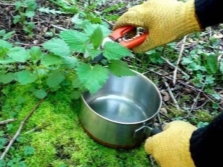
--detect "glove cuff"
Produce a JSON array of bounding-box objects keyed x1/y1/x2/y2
[
  {"x1": 176, "y1": 0, "x2": 201, "y2": 38},
  {"x1": 190, "y1": 112, "x2": 223, "y2": 167},
  {"x1": 195, "y1": 0, "x2": 223, "y2": 28}
]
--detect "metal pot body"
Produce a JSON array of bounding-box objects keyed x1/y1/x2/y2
[{"x1": 79, "y1": 70, "x2": 162, "y2": 148}]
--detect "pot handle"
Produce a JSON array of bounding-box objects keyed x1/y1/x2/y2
[{"x1": 134, "y1": 125, "x2": 162, "y2": 138}]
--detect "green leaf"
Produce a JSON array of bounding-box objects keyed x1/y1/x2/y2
[
  {"x1": 76, "y1": 63, "x2": 109, "y2": 93},
  {"x1": 16, "y1": 70, "x2": 38, "y2": 85},
  {"x1": 83, "y1": 23, "x2": 110, "y2": 37},
  {"x1": 103, "y1": 42, "x2": 131, "y2": 60},
  {"x1": 41, "y1": 54, "x2": 63, "y2": 66},
  {"x1": 85, "y1": 48, "x2": 101, "y2": 59},
  {"x1": 46, "y1": 71, "x2": 65, "y2": 88},
  {"x1": 3, "y1": 31, "x2": 15, "y2": 40},
  {"x1": 181, "y1": 57, "x2": 194, "y2": 65},
  {"x1": 32, "y1": 89, "x2": 47, "y2": 99},
  {"x1": 62, "y1": 56, "x2": 78, "y2": 68},
  {"x1": 90, "y1": 27, "x2": 103, "y2": 49},
  {"x1": 42, "y1": 38, "x2": 71, "y2": 57},
  {"x1": 8, "y1": 47, "x2": 30, "y2": 62},
  {"x1": 0, "y1": 40, "x2": 12, "y2": 57},
  {"x1": 72, "y1": 74, "x2": 82, "y2": 88},
  {"x1": 0, "y1": 73, "x2": 15, "y2": 84},
  {"x1": 205, "y1": 54, "x2": 218, "y2": 73},
  {"x1": 38, "y1": 7, "x2": 65, "y2": 14},
  {"x1": 29, "y1": 46, "x2": 43, "y2": 63},
  {"x1": 25, "y1": 11, "x2": 35, "y2": 18},
  {"x1": 108, "y1": 60, "x2": 135, "y2": 76},
  {"x1": 24, "y1": 146, "x2": 35, "y2": 156},
  {"x1": 13, "y1": 15, "x2": 21, "y2": 24},
  {"x1": 59, "y1": 30, "x2": 88, "y2": 53},
  {"x1": 0, "y1": 39, "x2": 12, "y2": 50},
  {"x1": 204, "y1": 75, "x2": 215, "y2": 85}
]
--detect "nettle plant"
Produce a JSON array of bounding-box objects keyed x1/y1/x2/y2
[
  {"x1": 0, "y1": 20, "x2": 134, "y2": 99},
  {"x1": 13, "y1": 0, "x2": 37, "y2": 36}
]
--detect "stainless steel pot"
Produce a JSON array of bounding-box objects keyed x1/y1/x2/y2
[{"x1": 79, "y1": 70, "x2": 162, "y2": 149}]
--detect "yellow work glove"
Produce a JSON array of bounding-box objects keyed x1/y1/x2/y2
[
  {"x1": 113, "y1": 0, "x2": 201, "y2": 53},
  {"x1": 145, "y1": 121, "x2": 197, "y2": 167}
]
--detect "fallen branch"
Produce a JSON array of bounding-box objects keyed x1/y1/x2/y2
[
  {"x1": 0, "y1": 118, "x2": 17, "y2": 125},
  {"x1": 173, "y1": 35, "x2": 187, "y2": 85},
  {"x1": 0, "y1": 98, "x2": 44, "y2": 160}
]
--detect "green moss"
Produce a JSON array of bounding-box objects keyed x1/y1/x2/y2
[{"x1": 1, "y1": 84, "x2": 151, "y2": 167}]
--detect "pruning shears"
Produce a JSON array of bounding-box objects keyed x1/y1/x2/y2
[{"x1": 92, "y1": 26, "x2": 148, "y2": 63}]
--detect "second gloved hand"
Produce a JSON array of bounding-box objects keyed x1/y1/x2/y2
[{"x1": 114, "y1": 0, "x2": 201, "y2": 53}]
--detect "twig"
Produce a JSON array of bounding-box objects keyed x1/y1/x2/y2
[
  {"x1": 0, "y1": 98, "x2": 44, "y2": 160},
  {"x1": 51, "y1": 24, "x2": 67, "y2": 31},
  {"x1": 163, "y1": 78, "x2": 180, "y2": 110},
  {"x1": 161, "y1": 56, "x2": 189, "y2": 78},
  {"x1": 149, "y1": 155, "x2": 156, "y2": 167},
  {"x1": 173, "y1": 36, "x2": 187, "y2": 85},
  {"x1": 185, "y1": 84, "x2": 205, "y2": 118},
  {"x1": 0, "y1": 118, "x2": 17, "y2": 125},
  {"x1": 0, "y1": 2, "x2": 15, "y2": 6}
]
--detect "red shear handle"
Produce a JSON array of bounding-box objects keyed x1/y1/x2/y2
[{"x1": 110, "y1": 26, "x2": 148, "y2": 49}]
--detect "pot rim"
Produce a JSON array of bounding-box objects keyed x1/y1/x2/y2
[{"x1": 81, "y1": 70, "x2": 162, "y2": 125}]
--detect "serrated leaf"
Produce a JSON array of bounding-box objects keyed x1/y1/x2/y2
[
  {"x1": 0, "y1": 73, "x2": 15, "y2": 84},
  {"x1": 108, "y1": 60, "x2": 135, "y2": 76},
  {"x1": 0, "y1": 40, "x2": 12, "y2": 57},
  {"x1": 83, "y1": 23, "x2": 110, "y2": 37},
  {"x1": 41, "y1": 54, "x2": 63, "y2": 66},
  {"x1": 8, "y1": 47, "x2": 30, "y2": 62},
  {"x1": 103, "y1": 42, "x2": 131, "y2": 60},
  {"x1": 59, "y1": 30, "x2": 88, "y2": 53},
  {"x1": 205, "y1": 75, "x2": 215, "y2": 85},
  {"x1": 16, "y1": 70, "x2": 38, "y2": 85},
  {"x1": 3, "y1": 31, "x2": 15, "y2": 40},
  {"x1": 76, "y1": 63, "x2": 109, "y2": 93},
  {"x1": 38, "y1": 7, "x2": 65, "y2": 14},
  {"x1": 72, "y1": 74, "x2": 82, "y2": 88},
  {"x1": 62, "y1": 56, "x2": 78, "y2": 68},
  {"x1": 181, "y1": 57, "x2": 193, "y2": 65},
  {"x1": 24, "y1": 146, "x2": 35, "y2": 156},
  {"x1": 25, "y1": 11, "x2": 35, "y2": 18},
  {"x1": 90, "y1": 27, "x2": 103, "y2": 49},
  {"x1": 29, "y1": 46, "x2": 43, "y2": 63},
  {"x1": 32, "y1": 89, "x2": 47, "y2": 99},
  {"x1": 205, "y1": 54, "x2": 218, "y2": 73},
  {"x1": 13, "y1": 15, "x2": 21, "y2": 24},
  {"x1": 0, "y1": 39, "x2": 12, "y2": 50},
  {"x1": 46, "y1": 71, "x2": 65, "y2": 88},
  {"x1": 85, "y1": 48, "x2": 101, "y2": 59},
  {"x1": 42, "y1": 38, "x2": 71, "y2": 57}
]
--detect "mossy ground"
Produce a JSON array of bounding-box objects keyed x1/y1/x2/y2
[{"x1": 1, "y1": 84, "x2": 152, "y2": 167}]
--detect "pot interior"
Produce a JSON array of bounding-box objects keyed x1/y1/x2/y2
[{"x1": 82, "y1": 71, "x2": 162, "y2": 124}]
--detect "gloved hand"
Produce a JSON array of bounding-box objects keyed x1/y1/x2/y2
[
  {"x1": 145, "y1": 112, "x2": 223, "y2": 167},
  {"x1": 113, "y1": 0, "x2": 201, "y2": 53},
  {"x1": 145, "y1": 121, "x2": 197, "y2": 167}
]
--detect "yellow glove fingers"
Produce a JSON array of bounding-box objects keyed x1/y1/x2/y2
[{"x1": 144, "y1": 121, "x2": 197, "y2": 167}]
